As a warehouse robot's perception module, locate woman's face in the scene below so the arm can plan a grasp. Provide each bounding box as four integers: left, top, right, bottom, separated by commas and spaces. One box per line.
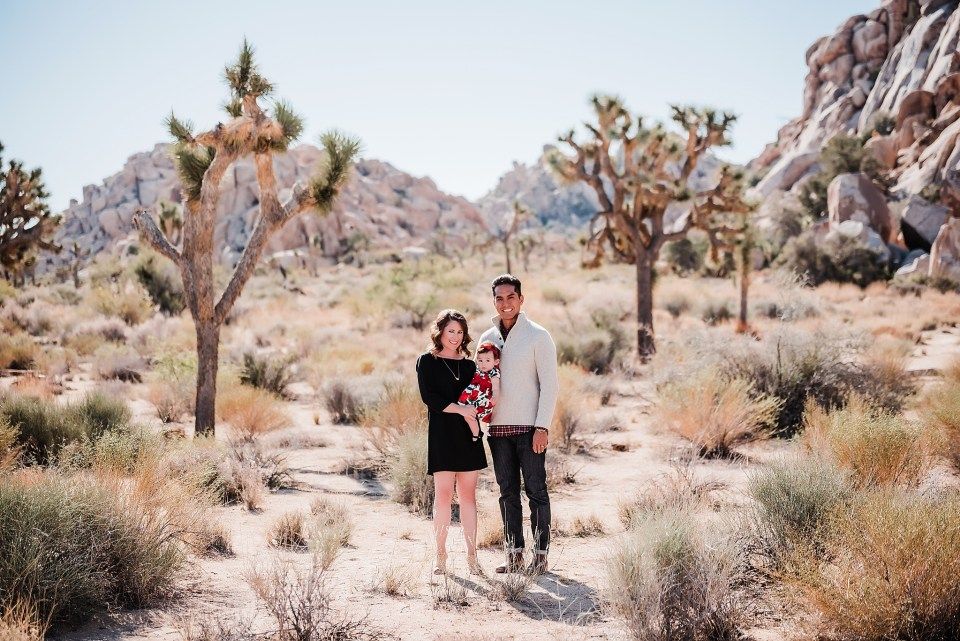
440, 320, 465, 353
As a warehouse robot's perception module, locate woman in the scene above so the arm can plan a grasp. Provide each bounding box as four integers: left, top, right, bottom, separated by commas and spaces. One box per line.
416, 309, 487, 575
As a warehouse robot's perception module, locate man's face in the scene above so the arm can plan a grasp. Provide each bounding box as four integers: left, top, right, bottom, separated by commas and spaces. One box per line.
493, 284, 523, 323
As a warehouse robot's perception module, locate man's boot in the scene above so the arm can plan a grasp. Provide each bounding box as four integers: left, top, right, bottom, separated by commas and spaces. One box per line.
527, 552, 548, 575
494, 551, 524, 574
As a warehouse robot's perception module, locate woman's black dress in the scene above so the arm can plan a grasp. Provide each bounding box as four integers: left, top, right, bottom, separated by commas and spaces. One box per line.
416, 352, 488, 475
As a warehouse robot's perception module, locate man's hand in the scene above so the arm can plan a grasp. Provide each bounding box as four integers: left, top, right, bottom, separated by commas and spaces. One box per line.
532, 429, 549, 454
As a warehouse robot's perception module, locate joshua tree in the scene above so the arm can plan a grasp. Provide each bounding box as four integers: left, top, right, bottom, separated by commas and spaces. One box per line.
157, 200, 184, 246
132, 41, 359, 435
0, 142, 60, 285
548, 95, 748, 359
487, 201, 530, 274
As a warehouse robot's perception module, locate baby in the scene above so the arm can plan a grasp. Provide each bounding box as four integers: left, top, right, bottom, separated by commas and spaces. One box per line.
458, 341, 501, 441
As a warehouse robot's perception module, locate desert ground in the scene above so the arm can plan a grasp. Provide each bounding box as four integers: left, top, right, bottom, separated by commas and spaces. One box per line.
3, 247, 959, 641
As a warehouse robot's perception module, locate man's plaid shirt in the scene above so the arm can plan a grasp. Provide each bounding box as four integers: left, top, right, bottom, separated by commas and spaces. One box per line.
489, 425, 547, 437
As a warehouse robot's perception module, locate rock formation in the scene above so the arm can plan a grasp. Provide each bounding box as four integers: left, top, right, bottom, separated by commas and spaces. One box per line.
42, 143, 485, 273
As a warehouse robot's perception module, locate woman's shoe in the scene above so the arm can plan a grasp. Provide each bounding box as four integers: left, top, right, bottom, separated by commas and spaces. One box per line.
433, 553, 447, 575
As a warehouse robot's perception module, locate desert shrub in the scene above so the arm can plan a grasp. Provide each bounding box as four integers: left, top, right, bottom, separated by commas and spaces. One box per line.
776, 230, 889, 288
321, 377, 374, 425
801, 396, 926, 487
663, 237, 705, 276
699, 298, 733, 326
657, 369, 780, 458
606, 510, 747, 641
920, 375, 960, 472
92, 344, 145, 382
719, 327, 907, 436
0, 332, 38, 370
134, 251, 185, 315
747, 456, 853, 569
64, 319, 129, 358
0, 601, 45, 641
0, 471, 185, 628
545, 455, 579, 488
239, 351, 298, 399
0, 392, 130, 465
90, 284, 153, 326
217, 384, 291, 442
366, 561, 417, 598
246, 556, 388, 641
267, 511, 308, 549
788, 490, 960, 640
387, 431, 432, 516
359, 379, 425, 457
55, 428, 161, 474
564, 513, 606, 537
658, 289, 691, 318
165, 439, 291, 506
8, 373, 58, 400
556, 309, 628, 374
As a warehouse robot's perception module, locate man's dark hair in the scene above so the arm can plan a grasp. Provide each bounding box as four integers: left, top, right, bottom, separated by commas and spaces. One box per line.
491, 274, 522, 296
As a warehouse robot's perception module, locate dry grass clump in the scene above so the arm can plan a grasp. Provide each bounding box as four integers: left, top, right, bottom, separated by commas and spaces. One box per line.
63, 318, 128, 356
267, 511, 308, 549
9, 373, 60, 400
801, 396, 928, 487
0, 602, 45, 641
606, 510, 748, 641
367, 561, 418, 598
144, 351, 196, 423
321, 377, 374, 425
387, 431, 433, 515
0, 391, 131, 465
618, 463, 725, 526
787, 490, 960, 640
246, 556, 389, 641
200, 523, 234, 557
657, 369, 780, 458
359, 380, 425, 456
0, 332, 38, 370
545, 455, 580, 489
920, 365, 960, 471
561, 513, 606, 538
217, 384, 292, 442
0, 469, 191, 629
308, 496, 353, 570
552, 364, 594, 452
477, 511, 506, 549
486, 563, 537, 603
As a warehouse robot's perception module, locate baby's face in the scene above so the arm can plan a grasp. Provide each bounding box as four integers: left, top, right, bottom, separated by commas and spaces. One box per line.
476, 352, 499, 372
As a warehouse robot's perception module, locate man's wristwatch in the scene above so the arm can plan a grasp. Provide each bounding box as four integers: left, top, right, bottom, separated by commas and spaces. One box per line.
534, 426, 549, 433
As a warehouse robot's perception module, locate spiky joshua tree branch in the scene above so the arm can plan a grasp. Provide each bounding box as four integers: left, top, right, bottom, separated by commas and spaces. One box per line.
132, 40, 360, 435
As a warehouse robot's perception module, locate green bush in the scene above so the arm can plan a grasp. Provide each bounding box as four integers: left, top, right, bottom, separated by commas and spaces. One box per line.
134, 252, 185, 315
747, 456, 854, 569
240, 351, 298, 399
776, 231, 889, 288
663, 237, 705, 276
0, 473, 183, 627
607, 510, 747, 640
557, 309, 628, 374
0, 392, 130, 464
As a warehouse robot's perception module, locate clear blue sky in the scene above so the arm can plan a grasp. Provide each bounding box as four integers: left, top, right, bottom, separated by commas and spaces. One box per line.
2, 1, 874, 211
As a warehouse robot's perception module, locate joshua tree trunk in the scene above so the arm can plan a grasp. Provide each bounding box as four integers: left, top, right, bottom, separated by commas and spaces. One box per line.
194, 320, 220, 433
736, 239, 751, 333
503, 239, 512, 274
636, 246, 655, 360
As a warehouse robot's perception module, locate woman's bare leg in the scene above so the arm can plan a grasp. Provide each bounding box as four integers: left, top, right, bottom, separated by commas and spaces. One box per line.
433, 472, 456, 571
455, 471, 480, 563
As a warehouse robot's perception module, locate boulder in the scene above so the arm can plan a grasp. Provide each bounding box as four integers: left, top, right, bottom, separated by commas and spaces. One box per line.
852, 19, 889, 61
894, 252, 930, 276
863, 134, 899, 168
827, 172, 894, 240
929, 216, 960, 279
828, 219, 892, 261
900, 195, 949, 249
754, 150, 820, 196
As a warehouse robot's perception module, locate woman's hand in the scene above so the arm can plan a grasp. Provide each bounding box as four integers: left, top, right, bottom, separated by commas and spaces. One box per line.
458, 404, 477, 419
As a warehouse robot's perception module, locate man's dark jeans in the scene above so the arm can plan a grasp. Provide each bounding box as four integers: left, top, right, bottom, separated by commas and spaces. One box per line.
488, 430, 550, 554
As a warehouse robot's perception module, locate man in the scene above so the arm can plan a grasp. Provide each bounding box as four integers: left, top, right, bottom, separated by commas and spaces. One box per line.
478, 274, 559, 575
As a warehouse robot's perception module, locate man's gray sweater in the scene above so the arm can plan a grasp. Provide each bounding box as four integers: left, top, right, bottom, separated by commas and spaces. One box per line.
477, 312, 559, 429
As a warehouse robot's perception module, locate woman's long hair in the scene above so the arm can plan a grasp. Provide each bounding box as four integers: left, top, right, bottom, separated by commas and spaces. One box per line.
429, 309, 472, 357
